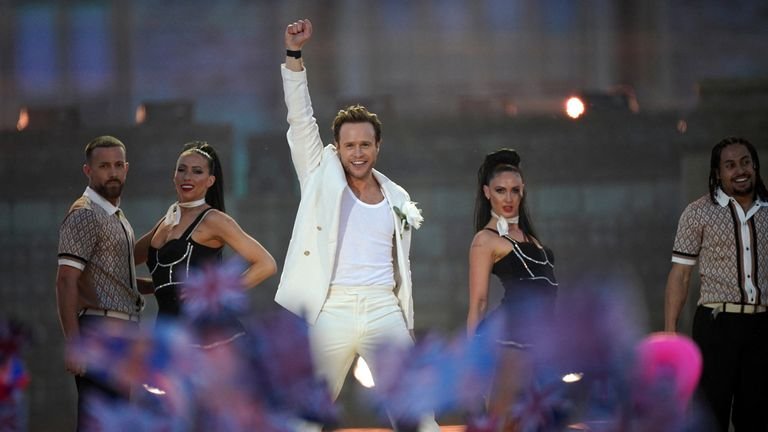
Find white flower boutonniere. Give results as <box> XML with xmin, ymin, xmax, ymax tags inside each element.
<box><xmin>393</xmin><ymin>201</ymin><xmax>424</xmax><ymax>232</ymax></box>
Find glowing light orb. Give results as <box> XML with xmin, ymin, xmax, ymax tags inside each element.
<box><xmin>135</xmin><ymin>104</ymin><xmax>147</xmax><ymax>125</ymax></box>
<box><xmin>562</xmin><ymin>372</ymin><xmax>584</xmax><ymax>383</ymax></box>
<box><xmin>142</xmin><ymin>383</ymin><xmax>166</xmax><ymax>395</ymax></box>
<box><xmin>353</xmin><ymin>357</ymin><xmax>375</xmax><ymax>388</ymax></box>
<box><xmin>17</xmin><ymin>108</ymin><xmax>29</xmax><ymax>131</ymax></box>
<box><xmin>565</xmin><ymin>97</ymin><xmax>585</xmax><ymax>119</ymax></box>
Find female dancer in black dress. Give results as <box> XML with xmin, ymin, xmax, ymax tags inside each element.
<box><xmin>135</xmin><ymin>141</ymin><xmax>276</xmax><ymax>345</ymax></box>
<box><xmin>467</xmin><ymin>149</ymin><xmax>557</xmax><ymax>430</ymax></box>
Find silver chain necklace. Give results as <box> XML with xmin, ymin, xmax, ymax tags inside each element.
<box><xmin>504</xmin><ymin>235</ymin><xmax>554</xmax><ymax>266</ymax></box>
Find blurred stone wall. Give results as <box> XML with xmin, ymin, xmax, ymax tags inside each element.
<box><xmin>3</xmin><ymin>99</ymin><xmax>766</xmax><ymax>429</ymax></box>
<box><xmin>2</xmin><ymin>0</ymin><xmax>768</xmax><ymax>428</ymax></box>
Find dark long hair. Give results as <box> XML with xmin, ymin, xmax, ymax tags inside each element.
<box><xmin>708</xmin><ymin>136</ymin><xmax>767</xmax><ymax>204</ymax></box>
<box><xmin>474</xmin><ymin>148</ymin><xmax>537</xmax><ymax>238</ymax></box>
<box><xmin>181</xmin><ymin>141</ymin><xmax>225</xmax><ymax>212</ymax></box>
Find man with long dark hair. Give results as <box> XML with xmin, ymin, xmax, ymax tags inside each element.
<box><xmin>665</xmin><ymin>136</ymin><xmax>768</xmax><ymax>431</ymax></box>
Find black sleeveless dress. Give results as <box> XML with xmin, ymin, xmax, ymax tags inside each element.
<box><xmin>147</xmin><ymin>208</ymin><xmax>223</xmax><ymax>317</ymax></box>
<box><xmin>147</xmin><ymin>208</ymin><xmax>244</xmax><ymax>346</ymax></box>
<box><xmin>478</xmin><ymin>228</ymin><xmax>558</xmax><ymax>348</ymax></box>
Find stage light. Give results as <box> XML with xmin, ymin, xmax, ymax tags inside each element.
<box><xmin>135</xmin><ymin>103</ymin><xmax>147</xmax><ymax>124</ymax></box>
<box><xmin>136</xmin><ymin>100</ymin><xmax>194</xmax><ymax>124</ymax></box>
<box><xmin>565</xmin><ymin>97</ymin><xmax>585</xmax><ymax>119</ymax></box>
<box><xmin>353</xmin><ymin>357</ymin><xmax>375</xmax><ymax>388</ymax></box>
<box><xmin>676</xmin><ymin>119</ymin><xmax>688</xmax><ymax>133</ymax></box>
<box><xmin>16</xmin><ymin>108</ymin><xmax>29</xmax><ymax>131</ymax></box>
<box><xmin>562</xmin><ymin>372</ymin><xmax>584</xmax><ymax>383</ymax></box>
<box><xmin>565</xmin><ymin>86</ymin><xmax>639</xmax><ymax>119</ymax></box>
<box><xmin>14</xmin><ymin>106</ymin><xmax>79</xmax><ymax>129</ymax></box>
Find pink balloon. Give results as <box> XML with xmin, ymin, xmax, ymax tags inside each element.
<box><xmin>634</xmin><ymin>333</ymin><xmax>702</xmax><ymax>408</ymax></box>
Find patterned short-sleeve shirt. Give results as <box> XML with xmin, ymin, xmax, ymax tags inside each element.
<box><xmin>58</xmin><ymin>189</ymin><xmax>142</xmax><ymax>314</ymax></box>
<box><xmin>672</xmin><ymin>191</ymin><xmax>768</xmax><ymax>305</ymax></box>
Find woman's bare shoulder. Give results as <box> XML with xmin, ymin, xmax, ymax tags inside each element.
<box><xmin>200</xmin><ymin>208</ymin><xmax>235</xmax><ymax>226</ymax></box>
<box><xmin>471</xmin><ymin>228</ymin><xmax>500</xmax><ymax>248</ymax></box>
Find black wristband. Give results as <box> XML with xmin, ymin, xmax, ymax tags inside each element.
<box><xmin>286</xmin><ymin>49</ymin><xmax>302</xmax><ymax>59</ymax></box>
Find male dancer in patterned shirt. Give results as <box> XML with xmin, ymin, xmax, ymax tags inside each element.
<box><xmin>56</xmin><ymin>135</ymin><xmax>149</xmax><ymax>430</ymax></box>
<box><xmin>665</xmin><ymin>137</ymin><xmax>768</xmax><ymax>431</ymax></box>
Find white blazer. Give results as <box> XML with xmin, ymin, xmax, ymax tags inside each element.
<box><xmin>275</xmin><ymin>65</ymin><xmax>416</xmax><ymax>329</ymax></box>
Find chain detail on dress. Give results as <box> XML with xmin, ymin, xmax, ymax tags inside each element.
<box><xmin>505</xmin><ymin>235</ymin><xmax>558</xmax><ymax>286</ymax></box>
<box><xmin>150</xmin><ymin>243</ymin><xmax>195</xmax><ymax>291</ymax></box>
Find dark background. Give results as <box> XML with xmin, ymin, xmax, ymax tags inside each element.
<box><xmin>1</xmin><ymin>1</ymin><xmax>767</xmax><ymax>429</ymax></box>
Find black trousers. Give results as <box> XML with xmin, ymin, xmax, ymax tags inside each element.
<box><xmin>74</xmin><ymin>315</ymin><xmax>138</xmax><ymax>431</ymax></box>
<box><xmin>692</xmin><ymin>305</ymin><xmax>768</xmax><ymax>432</ymax></box>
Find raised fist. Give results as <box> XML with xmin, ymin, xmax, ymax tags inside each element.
<box><xmin>285</xmin><ymin>19</ymin><xmax>313</xmax><ymax>51</ymax></box>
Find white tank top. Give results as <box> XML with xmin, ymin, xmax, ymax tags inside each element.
<box><xmin>330</xmin><ymin>187</ymin><xmax>395</xmax><ymax>286</ymax></box>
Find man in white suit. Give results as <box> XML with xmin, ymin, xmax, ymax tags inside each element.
<box><xmin>276</xmin><ymin>19</ymin><xmax>439</xmax><ymax>431</ymax></box>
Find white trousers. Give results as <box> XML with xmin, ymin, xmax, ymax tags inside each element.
<box><xmin>308</xmin><ymin>285</ymin><xmax>440</xmax><ymax>432</ymax></box>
